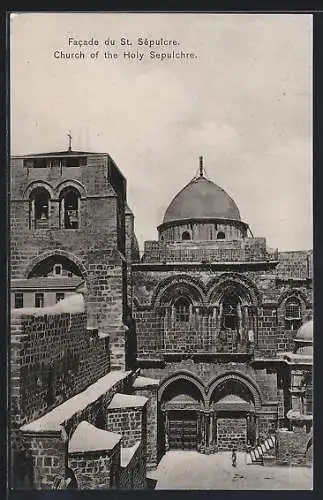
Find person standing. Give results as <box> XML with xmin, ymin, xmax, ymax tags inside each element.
<box><xmin>232</xmin><ymin>448</ymin><xmax>237</xmax><ymax>467</ymax></box>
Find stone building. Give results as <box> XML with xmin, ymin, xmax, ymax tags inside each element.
<box><xmin>132</xmin><ymin>157</ymin><xmax>313</xmax><ymax>462</ymax></box>
<box><xmin>10</xmin><ymin>148</ymin><xmax>157</xmax><ymax>489</ymax></box>
<box><xmin>10</xmin><ymin>149</ymin><xmax>313</xmax><ymax>490</ymax></box>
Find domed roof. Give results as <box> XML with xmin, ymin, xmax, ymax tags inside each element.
<box><xmin>295</xmin><ymin>320</ymin><xmax>313</xmax><ymax>342</ymax></box>
<box><xmin>163</xmin><ymin>175</ymin><xmax>241</xmax><ymax>224</ymax></box>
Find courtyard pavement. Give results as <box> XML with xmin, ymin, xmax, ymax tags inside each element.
<box><xmin>149</xmin><ymin>450</ymin><xmax>313</xmax><ymax>490</ymax></box>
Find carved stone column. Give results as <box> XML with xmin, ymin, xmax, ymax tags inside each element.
<box><xmin>246</xmin><ymin>413</ymin><xmax>251</xmax><ymax>446</ymax></box>
<box><xmin>164</xmin><ymin>411</ymin><xmax>169</xmax><ymax>452</ymax></box>
<box><xmin>171</xmin><ymin>304</ymin><xmax>175</xmax><ymax>328</ymax></box>
<box><xmin>244</xmin><ymin>306</ymin><xmax>249</xmax><ymax>342</ymax></box>
<box><xmin>30</xmin><ymin>198</ymin><xmax>35</xmax><ymax>229</ymax></box>
<box><xmin>197</xmin><ymin>411</ymin><xmax>202</xmax><ymax>452</ymax></box>
<box><xmin>60</xmin><ymin>196</ymin><xmax>64</xmax><ymax>228</ymax></box>
<box><xmin>208</xmin><ymin>413</ymin><xmax>214</xmax><ymax>453</ymax></box>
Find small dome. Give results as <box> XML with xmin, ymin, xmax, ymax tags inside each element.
<box><xmin>163</xmin><ymin>175</ymin><xmax>241</xmax><ymax>224</ymax></box>
<box><xmin>295</xmin><ymin>320</ymin><xmax>313</xmax><ymax>342</ymax></box>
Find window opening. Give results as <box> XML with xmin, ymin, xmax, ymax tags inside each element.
<box><xmin>285</xmin><ymin>298</ymin><xmax>301</xmax><ymax>330</ymax></box>
<box><xmin>175</xmin><ymin>297</ymin><xmax>190</xmax><ymax>322</ymax></box>
<box><xmin>222</xmin><ymin>292</ymin><xmax>240</xmax><ymax>330</ymax></box>
<box><xmin>54</xmin><ymin>264</ymin><xmax>63</xmax><ymax>276</ymax></box>
<box><xmin>60</xmin><ymin>188</ymin><xmax>80</xmax><ymax>229</ymax></box>
<box><xmin>217</xmin><ymin>231</ymin><xmax>225</xmax><ymax>240</ymax></box>
<box><xmin>182</xmin><ymin>231</ymin><xmax>191</xmax><ymax>240</ymax></box>
<box><xmin>14</xmin><ymin>292</ymin><xmax>24</xmax><ymax>309</ymax></box>
<box><xmin>56</xmin><ymin>293</ymin><xmax>65</xmax><ymax>303</ymax></box>
<box><xmin>29</xmin><ymin>187</ymin><xmax>50</xmax><ymax>229</ymax></box>
<box><xmin>35</xmin><ymin>292</ymin><xmax>44</xmax><ymax>308</ymax></box>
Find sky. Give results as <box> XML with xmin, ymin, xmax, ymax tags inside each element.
<box><xmin>10</xmin><ymin>13</ymin><xmax>313</xmax><ymax>252</ymax></box>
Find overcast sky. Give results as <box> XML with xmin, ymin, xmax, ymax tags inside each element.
<box><xmin>10</xmin><ymin>13</ymin><xmax>312</xmax><ymax>252</ymax></box>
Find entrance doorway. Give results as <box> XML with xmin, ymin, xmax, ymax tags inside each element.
<box><xmin>168</xmin><ymin>411</ymin><xmax>197</xmax><ymax>450</ymax></box>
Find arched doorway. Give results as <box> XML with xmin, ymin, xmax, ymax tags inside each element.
<box><xmin>159</xmin><ymin>376</ymin><xmax>204</xmax><ymax>453</ymax></box>
<box><xmin>209</xmin><ymin>376</ymin><xmax>260</xmax><ymax>451</ymax></box>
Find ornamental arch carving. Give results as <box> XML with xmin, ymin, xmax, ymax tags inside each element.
<box><xmin>206</xmin><ymin>272</ymin><xmax>261</xmax><ymax>307</ymax></box>
<box><xmin>24</xmin><ymin>249</ymin><xmax>88</xmax><ymax>280</ymax></box>
<box><xmin>23</xmin><ymin>181</ymin><xmax>56</xmax><ymax>200</ymax></box>
<box><xmin>206</xmin><ymin>372</ymin><xmax>262</xmax><ymax>411</ymax></box>
<box><xmin>277</xmin><ymin>288</ymin><xmax>309</xmax><ymax>308</ymax></box>
<box><xmin>152</xmin><ymin>275</ymin><xmax>206</xmax><ymax>308</ymax></box>
<box><xmin>55</xmin><ymin>179</ymin><xmax>87</xmax><ymax>199</ymax></box>
<box><xmin>158</xmin><ymin>370</ymin><xmax>207</xmax><ymax>405</ymax></box>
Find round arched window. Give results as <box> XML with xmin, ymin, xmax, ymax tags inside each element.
<box><xmin>59</xmin><ymin>187</ymin><xmax>81</xmax><ymax>229</ymax></box>
<box><xmin>182</xmin><ymin>231</ymin><xmax>191</xmax><ymax>240</ymax></box>
<box><xmin>217</xmin><ymin>231</ymin><xmax>225</xmax><ymax>240</ymax></box>
<box><xmin>175</xmin><ymin>297</ymin><xmax>190</xmax><ymax>322</ymax></box>
<box><xmin>29</xmin><ymin>186</ymin><xmax>51</xmax><ymax>229</ymax></box>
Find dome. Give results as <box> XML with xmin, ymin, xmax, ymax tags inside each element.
<box><xmin>295</xmin><ymin>320</ymin><xmax>313</xmax><ymax>342</ymax></box>
<box><xmin>163</xmin><ymin>175</ymin><xmax>241</xmax><ymax>224</ymax></box>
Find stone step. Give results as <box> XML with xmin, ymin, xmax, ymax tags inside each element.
<box><xmin>263</xmin><ymin>455</ymin><xmax>276</xmax><ymax>466</ymax></box>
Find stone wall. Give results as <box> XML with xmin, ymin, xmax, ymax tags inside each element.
<box><xmin>14</xmin><ymin>372</ymin><xmax>132</xmax><ymax>489</ymax></box>
<box><xmin>14</xmin><ymin>430</ymin><xmax>66</xmax><ymax>489</ymax></box>
<box><xmin>68</xmin><ymin>445</ymin><xmax>121</xmax><ymax>489</ymax></box>
<box><xmin>133</xmin><ymin>266</ymin><xmax>312</xmax><ymax>362</ymax></box>
<box><xmin>143</xmin><ymin>237</ymin><xmax>269</xmax><ymax>262</ymax></box>
<box><xmin>141</xmin><ymin>361</ymin><xmax>278</xmax><ymax>404</ymax></box>
<box><xmin>120</xmin><ymin>443</ymin><xmax>146</xmax><ymax>489</ymax></box>
<box><xmin>11</xmin><ymin>153</ymin><xmax>131</xmax><ymax>371</ymax></box>
<box><xmin>157</xmin><ymin>220</ymin><xmax>247</xmax><ymax>243</ymax></box>
<box><xmin>217</xmin><ymin>418</ymin><xmax>247</xmax><ymax>451</ymax></box>
<box><xmin>276</xmin><ymin>427</ymin><xmax>312</xmax><ymax>466</ymax></box>
<box><xmin>132</xmin><ymin>384</ymin><xmax>159</xmax><ymax>470</ymax></box>
<box><xmin>276</xmin><ymin>251</ymin><xmax>312</xmax><ymax>280</ymax></box>
<box><xmin>106</xmin><ymin>406</ymin><xmax>146</xmax><ymax>448</ymax></box>
<box><xmin>11</xmin><ymin>309</ymin><xmax>110</xmax><ymax>428</ymax></box>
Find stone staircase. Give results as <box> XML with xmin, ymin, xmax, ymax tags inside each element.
<box><xmin>246</xmin><ymin>435</ymin><xmax>276</xmax><ymax>466</ymax></box>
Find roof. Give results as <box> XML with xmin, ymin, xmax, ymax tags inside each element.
<box><xmin>132</xmin><ymin>376</ymin><xmax>160</xmax><ymax>389</ymax></box>
<box><xmin>120</xmin><ymin>442</ymin><xmax>141</xmax><ymax>468</ymax></box>
<box><xmin>11</xmin><ymin>277</ymin><xmax>84</xmax><ymax>290</ymax></box>
<box><xmin>20</xmin><ymin>371</ymin><xmax>131</xmax><ymax>433</ymax></box>
<box><xmin>295</xmin><ymin>320</ymin><xmax>313</xmax><ymax>342</ymax></box>
<box><xmin>17</xmin><ymin>150</ymin><xmax>100</xmax><ymax>157</ymax></box>
<box><xmin>69</xmin><ymin>421</ymin><xmax>121</xmax><ymax>453</ymax></box>
<box><xmin>163</xmin><ymin>175</ymin><xmax>241</xmax><ymax>224</ymax></box>
<box><xmin>107</xmin><ymin>393</ymin><xmax>148</xmax><ymax>409</ymax></box>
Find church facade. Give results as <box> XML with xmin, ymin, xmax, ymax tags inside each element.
<box><xmin>10</xmin><ymin>149</ymin><xmax>313</xmax><ymax>489</ymax></box>
<box><xmin>132</xmin><ymin>157</ymin><xmax>313</xmax><ymax>461</ymax></box>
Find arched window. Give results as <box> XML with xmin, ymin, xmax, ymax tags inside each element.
<box><xmin>217</xmin><ymin>231</ymin><xmax>225</xmax><ymax>240</ymax></box>
<box><xmin>182</xmin><ymin>231</ymin><xmax>191</xmax><ymax>240</ymax></box>
<box><xmin>29</xmin><ymin>187</ymin><xmax>51</xmax><ymax>229</ymax></box>
<box><xmin>285</xmin><ymin>297</ymin><xmax>301</xmax><ymax>330</ymax></box>
<box><xmin>222</xmin><ymin>291</ymin><xmax>240</xmax><ymax>330</ymax></box>
<box><xmin>175</xmin><ymin>297</ymin><xmax>190</xmax><ymax>322</ymax></box>
<box><xmin>59</xmin><ymin>187</ymin><xmax>80</xmax><ymax>229</ymax></box>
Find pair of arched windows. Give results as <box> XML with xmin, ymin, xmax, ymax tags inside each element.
<box><xmin>181</xmin><ymin>231</ymin><xmax>226</xmax><ymax>240</ymax></box>
<box><xmin>29</xmin><ymin>186</ymin><xmax>80</xmax><ymax>229</ymax></box>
